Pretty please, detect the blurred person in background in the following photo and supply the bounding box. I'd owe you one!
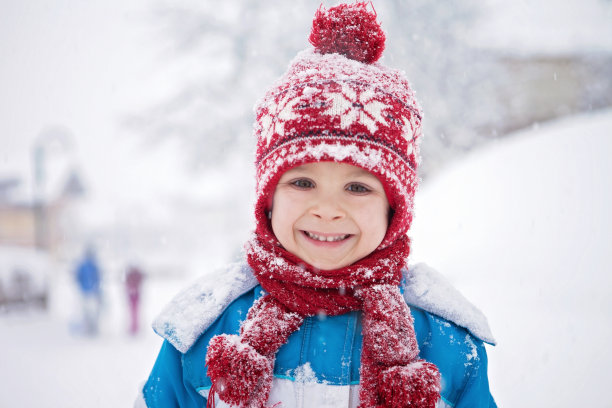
[125,265,144,335]
[74,246,102,336]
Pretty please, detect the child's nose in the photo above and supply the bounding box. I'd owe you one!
[309,194,345,221]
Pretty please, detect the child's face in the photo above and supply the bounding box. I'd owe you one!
[270,161,389,271]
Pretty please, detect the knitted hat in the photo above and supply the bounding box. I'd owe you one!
[253,2,423,249]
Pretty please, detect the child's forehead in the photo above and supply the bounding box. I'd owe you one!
[282,161,377,178]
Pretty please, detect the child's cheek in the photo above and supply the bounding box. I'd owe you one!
[266,197,272,212]
[267,187,278,212]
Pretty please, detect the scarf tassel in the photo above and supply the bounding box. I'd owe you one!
[205,334,273,408]
[377,361,441,408]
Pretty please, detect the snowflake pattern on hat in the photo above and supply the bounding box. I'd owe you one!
[259,91,303,147]
[322,83,389,133]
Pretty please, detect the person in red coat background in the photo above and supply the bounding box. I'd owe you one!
[125,265,144,335]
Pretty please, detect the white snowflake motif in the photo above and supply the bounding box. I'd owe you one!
[400,112,420,154]
[260,91,302,147]
[322,83,389,133]
[403,112,420,138]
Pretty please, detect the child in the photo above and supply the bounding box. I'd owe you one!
[138,3,496,408]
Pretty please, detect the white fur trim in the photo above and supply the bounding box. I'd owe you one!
[403,263,496,345]
[152,262,258,353]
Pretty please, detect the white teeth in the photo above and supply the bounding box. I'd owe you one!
[305,231,349,242]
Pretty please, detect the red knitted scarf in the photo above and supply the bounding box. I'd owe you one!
[205,234,440,407]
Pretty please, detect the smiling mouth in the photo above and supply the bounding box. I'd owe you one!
[303,231,351,242]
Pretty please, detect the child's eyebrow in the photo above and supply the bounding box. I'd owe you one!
[282,169,309,177]
[346,169,378,179]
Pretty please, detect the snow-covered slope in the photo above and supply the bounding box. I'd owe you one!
[410,108,612,407]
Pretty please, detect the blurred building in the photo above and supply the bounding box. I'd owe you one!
[0,169,85,253]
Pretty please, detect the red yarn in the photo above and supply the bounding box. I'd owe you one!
[249,233,410,316]
[205,233,440,407]
[241,296,304,356]
[309,2,386,64]
[378,362,441,408]
[359,285,420,366]
[205,298,302,408]
[205,335,273,408]
[356,287,440,407]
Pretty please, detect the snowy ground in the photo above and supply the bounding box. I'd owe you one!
[1,109,611,407]
[0,272,184,408]
[411,108,612,407]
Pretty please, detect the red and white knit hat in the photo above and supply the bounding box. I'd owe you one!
[253,2,423,248]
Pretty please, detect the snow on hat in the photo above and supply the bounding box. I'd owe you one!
[253,2,423,248]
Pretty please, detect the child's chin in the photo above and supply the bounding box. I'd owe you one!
[308,258,353,271]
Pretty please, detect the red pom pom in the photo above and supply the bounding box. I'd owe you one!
[205,335,273,408]
[378,361,441,408]
[309,2,385,64]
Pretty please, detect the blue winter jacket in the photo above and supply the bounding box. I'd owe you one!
[139,263,496,408]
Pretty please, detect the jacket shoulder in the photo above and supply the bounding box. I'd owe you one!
[402,263,496,345]
[152,262,258,353]
[411,307,496,407]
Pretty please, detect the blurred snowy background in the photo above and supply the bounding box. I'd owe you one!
[0,0,611,406]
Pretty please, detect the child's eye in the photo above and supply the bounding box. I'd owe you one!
[290,179,315,189]
[346,183,371,194]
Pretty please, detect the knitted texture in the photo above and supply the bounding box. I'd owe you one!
[205,297,303,408]
[248,233,410,316]
[357,286,440,407]
[253,1,423,249]
[309,2,386,64]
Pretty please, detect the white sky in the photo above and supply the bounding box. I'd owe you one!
[468,0,612,54]
[0,0,176,203]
